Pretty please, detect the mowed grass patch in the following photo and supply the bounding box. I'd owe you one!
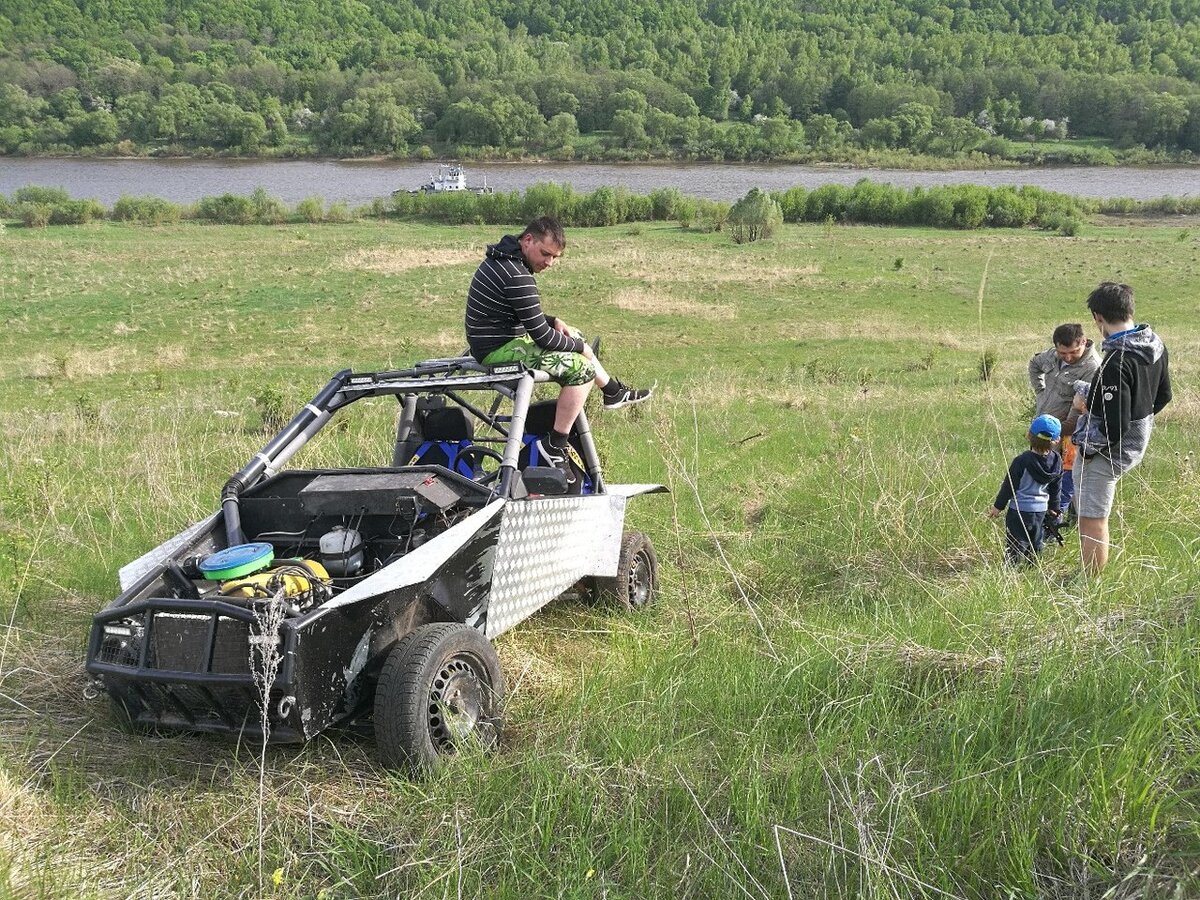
[0,219,1198,897]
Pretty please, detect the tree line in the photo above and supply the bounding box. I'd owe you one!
[2,0,1200,160]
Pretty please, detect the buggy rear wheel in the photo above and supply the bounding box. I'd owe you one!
[595,530,658,610]
[374,623,505,772]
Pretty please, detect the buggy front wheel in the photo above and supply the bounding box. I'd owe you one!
[374,623,505,772]
[595,530,658,610]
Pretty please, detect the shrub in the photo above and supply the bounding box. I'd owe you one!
[19,204,51,228]
[250,187,286,224]
[296,196,324,223]
[727,188,783,243]
[805,184,851,222]
[474,190,522,224]
[324,201,353,224]
[986,188,1036,228]
[47,199,105,225]
[577,186,619,227]
[906,188,956,228]
[521,182,576,222]
[692,198,730,233]
[979,349,998,382]
[845,180,904,224]
[195,193,256,224]
[675,196,699,228]
[111,195,183,225]
[648,187,685,220]
[775,186,808,222]
[14,186,70,205]
[949,186,990,229]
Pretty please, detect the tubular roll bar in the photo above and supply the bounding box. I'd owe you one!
[222,360,595,547]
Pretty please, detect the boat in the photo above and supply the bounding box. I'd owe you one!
[401,165,493,196]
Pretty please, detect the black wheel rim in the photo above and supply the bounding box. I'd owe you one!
[428,654,495,752]
[627,548,653,608]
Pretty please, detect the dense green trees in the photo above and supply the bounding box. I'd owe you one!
[1,0,1199,160]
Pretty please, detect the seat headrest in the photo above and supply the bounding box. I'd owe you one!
[422,406,474,441]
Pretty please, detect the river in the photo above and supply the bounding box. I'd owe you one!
[0,158,1196,205]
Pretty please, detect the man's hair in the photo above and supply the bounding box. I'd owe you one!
[1086,282,1135,324]
[520,216,566,249]
[1029,434,1056,453]
[1052,323,1085,346]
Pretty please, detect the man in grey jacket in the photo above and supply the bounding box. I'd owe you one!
[1028,323,1101,517]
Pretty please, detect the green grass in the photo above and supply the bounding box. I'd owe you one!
[1,218,1199,898]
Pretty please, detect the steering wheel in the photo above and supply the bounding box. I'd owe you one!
[456,445,505,485]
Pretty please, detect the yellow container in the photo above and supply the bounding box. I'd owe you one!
[221,561,330,599]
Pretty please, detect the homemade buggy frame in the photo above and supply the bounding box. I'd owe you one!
[85,357,664,770]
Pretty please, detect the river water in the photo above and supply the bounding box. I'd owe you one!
[0,158,1196,205]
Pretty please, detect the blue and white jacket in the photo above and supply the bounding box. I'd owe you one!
[994,450,1063,514]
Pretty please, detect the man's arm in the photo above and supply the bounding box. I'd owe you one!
[502,263,584,354]
[1153,347,1172,414]
[1028,350,1049,395]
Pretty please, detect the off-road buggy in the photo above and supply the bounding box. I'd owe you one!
[85,357,663,770]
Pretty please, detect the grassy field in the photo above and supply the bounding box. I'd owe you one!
[1,216,1198,899]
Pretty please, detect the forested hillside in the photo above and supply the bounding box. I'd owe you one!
[2,0,1200,160]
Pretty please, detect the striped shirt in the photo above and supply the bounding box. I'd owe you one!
[465,235,584,360]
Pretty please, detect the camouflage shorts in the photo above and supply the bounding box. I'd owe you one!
[481,332,596,387]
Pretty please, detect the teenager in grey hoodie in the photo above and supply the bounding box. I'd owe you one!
[1070,282,1172,573]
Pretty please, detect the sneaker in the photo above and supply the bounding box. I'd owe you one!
[601,380,653,410]
[534,437,576,484]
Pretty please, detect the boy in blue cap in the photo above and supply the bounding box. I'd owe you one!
[988,414,1064,565]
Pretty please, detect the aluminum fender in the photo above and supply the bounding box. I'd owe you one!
[323,500,506,609]
[486,493,627,639]
[118,512,221,592]
[606,483,669,498]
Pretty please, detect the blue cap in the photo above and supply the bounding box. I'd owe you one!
[1030,414,1061,441]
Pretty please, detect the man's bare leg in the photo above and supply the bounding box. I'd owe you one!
[554,383,591,434]
[1078,515,1110,573]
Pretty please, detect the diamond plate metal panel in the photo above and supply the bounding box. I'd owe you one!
[118,512,221,592]
[485,494,626,638]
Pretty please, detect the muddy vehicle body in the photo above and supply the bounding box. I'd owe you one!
[85,358,662,769]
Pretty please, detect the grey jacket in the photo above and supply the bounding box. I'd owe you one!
[1028,341,1101,420]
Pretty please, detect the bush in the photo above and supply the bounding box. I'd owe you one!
[195,193,256,224]
[576,186,619,227]
[19,204,51,228]
[845,180,904,224]
[324,201,353,223]
[805,184,851,222]
[14,186,70,205]
[775,186,808,222]
[521,182,576,222]
[295,196,324,223]
[949,186,990,228]
[250,187,286,224]
[986,188,1036,228]
[727,188,783,243]
[47,199,105,225]
[906,188,956,228]
[648,187,685,220]
[111,195,183,225]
